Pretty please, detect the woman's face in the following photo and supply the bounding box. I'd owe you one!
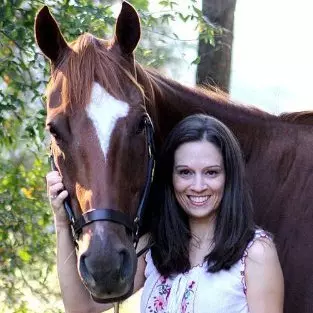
[172,140,226,221]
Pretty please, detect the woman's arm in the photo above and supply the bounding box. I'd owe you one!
[47,171,110,313]
[245,237,284,313]
[46,171,146,313]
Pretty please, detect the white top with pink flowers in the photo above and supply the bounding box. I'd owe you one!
[140,230,269,313]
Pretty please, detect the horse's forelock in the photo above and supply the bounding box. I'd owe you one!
[46,33,146,114]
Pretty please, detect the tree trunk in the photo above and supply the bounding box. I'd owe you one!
[196,0,237,92]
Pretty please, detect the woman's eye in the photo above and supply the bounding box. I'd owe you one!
[179,169,191,176]
[206,170,218,176]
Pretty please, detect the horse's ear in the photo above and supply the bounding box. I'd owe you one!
[34,6,69,64]
[114,1,141,55]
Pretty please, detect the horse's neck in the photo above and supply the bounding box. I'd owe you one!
[143,69,273,152]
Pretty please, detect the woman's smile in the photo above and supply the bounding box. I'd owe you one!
[188,195,210,206]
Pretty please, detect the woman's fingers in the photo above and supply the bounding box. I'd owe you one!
[46,171,62,186]
[46,171,69,223]
[50,189,68,203]
[46,171,65,200]
[50,189,69,216]
[49,182,65,197]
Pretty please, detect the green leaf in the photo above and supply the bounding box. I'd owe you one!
[191,56,201,65]
[18,249,31,263]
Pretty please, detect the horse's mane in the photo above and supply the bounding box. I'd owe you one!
[197,84,273,118]
[141,67,275,125]
[143,68,313,128]
[46,33,146,113]
[198,84,313,126]
[279,111,313,125]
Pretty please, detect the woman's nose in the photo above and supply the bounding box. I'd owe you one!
[191,174,207,192]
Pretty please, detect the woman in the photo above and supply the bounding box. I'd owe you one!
[47,114,284,312]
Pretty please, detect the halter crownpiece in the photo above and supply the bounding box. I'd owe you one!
[49,113,155,251]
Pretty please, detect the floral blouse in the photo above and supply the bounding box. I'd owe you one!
[140,230,270,313]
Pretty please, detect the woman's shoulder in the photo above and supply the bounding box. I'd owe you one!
[246,229,276,262]
[136,233,152,255]
[247,236,277,263]
[137,233,151,250]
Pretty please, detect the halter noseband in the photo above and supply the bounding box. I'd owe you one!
[49,113,155,249]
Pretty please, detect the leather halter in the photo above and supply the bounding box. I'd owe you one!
[49,113,155,249]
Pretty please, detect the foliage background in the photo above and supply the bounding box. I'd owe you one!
[0,0,214,312]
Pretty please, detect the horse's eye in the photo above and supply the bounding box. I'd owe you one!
[136,117,146,134]
[47,123,61,141]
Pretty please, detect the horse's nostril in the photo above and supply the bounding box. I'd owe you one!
[80,254,86,270]
[79,253,97,287]
[80,254,90,276]
[119,249,132,281]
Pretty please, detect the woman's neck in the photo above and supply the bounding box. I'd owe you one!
[189,215,216,247]
[188,216,216,267]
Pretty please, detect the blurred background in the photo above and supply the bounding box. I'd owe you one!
[1,0,312,311]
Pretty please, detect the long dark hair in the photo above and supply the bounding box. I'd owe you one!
[151,114,256,276]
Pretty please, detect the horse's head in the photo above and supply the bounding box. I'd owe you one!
[35,2,153,301]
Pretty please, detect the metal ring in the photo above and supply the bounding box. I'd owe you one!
[50,194,57,200]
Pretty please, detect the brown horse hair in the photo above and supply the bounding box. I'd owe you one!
[143,67,276,125]
[45,33,148,114]
[279,111,313,125]
[44,32,313,131]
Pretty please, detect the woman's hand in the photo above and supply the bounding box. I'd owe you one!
[46,171,69,227]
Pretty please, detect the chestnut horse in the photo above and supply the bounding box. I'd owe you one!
[35,2,312,312]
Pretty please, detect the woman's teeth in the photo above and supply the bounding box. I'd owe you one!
[189,196,209,204]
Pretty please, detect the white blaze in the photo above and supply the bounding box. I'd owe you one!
[86,82,129,158]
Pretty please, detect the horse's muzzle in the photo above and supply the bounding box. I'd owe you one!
[78,235,137,301]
